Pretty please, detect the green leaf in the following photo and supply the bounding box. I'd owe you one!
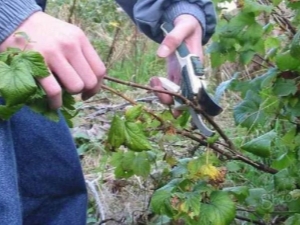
[124,122,151,151]
[265,37,280,49]
[132,151,151,177]
[272,152,297,170]
[199,191,236,225]
[241,130,276,158]
[285,214,300,225]
[151,179,183,217]
[290,190,300,199]
[14,51,49,78]
[240,50,255,65]
[179,191,201,218]
[0,104,23,120]
[107,115,126,149]
[0,60,37,106]
[244,0,273,14]
[273,78,298,96]
[245,188,267,207]
[276,51,300,71]
[274,169,296,191]
[223,186,250,202]
[272,0,282,7]
[215,73,239,102]
[233,90,265,129]
[125,104,143,121]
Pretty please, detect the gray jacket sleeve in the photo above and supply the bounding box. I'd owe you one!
[0,0,41,44]
[115,0,216,45]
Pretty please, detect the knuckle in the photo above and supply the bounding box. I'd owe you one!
[47,86,62,99]
[85,78,98,91]
[164,35,181,48]
[66,81,84,94]
[95,66,107,79]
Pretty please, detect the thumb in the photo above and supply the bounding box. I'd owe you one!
[157,21,195,58]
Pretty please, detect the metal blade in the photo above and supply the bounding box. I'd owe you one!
[188,107,214,137]
[197,84,223,117]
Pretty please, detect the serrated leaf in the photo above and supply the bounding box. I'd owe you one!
[273,78,298,96]
[125,104,143,121]
[0,60,37,106]
[107,115,126,149]
[241,131,276,158]
[124,122,151,151]
[14,51,49,78]
[199,191,236,225]
[285,214,300,225]
[223,186,249,202]
[233,90,265,129]
[274,169,296,191]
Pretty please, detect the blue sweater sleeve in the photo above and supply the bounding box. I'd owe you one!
[115,0,217,45]
[0,0,41,44]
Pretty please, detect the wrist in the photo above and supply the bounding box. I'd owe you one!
[0,0,41,46]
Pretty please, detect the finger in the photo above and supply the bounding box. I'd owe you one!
[67,50,98,93]
[157,21,196,58]
[150,77,174,105]
[47,54,84,94]
[167,53,181,84]
[81,37,107,81]
[38,74,62,109]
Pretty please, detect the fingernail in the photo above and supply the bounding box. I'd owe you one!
[157,45,171,57]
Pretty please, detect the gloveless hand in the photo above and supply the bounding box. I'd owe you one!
[150,14,204,109]
[0,11,106,109]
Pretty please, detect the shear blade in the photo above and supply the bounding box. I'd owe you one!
[197,87,223,117]
[189,108,214,137]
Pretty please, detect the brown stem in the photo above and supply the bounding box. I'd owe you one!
[101,84,164,124]
[68,0,77,23]
[106,26,121,68]
[177,130,278,174]
[103,77,278,174]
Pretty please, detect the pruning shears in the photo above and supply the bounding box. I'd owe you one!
[158,22,223,136]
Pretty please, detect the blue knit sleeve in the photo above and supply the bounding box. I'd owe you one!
[116,0,217,45]
[0,0,41,44]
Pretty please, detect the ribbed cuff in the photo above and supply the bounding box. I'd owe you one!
[163,1,206,44]
[0,0,42,44]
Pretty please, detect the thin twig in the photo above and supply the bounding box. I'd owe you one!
[85,180,106,224]
[68,0,77,23]
[103,78,278,174]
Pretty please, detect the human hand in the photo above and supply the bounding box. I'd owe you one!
[0,11,106,109]
[150,14,204,111]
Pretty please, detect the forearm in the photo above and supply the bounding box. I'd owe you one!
[115,0,216,45]
[0,0,41,45]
